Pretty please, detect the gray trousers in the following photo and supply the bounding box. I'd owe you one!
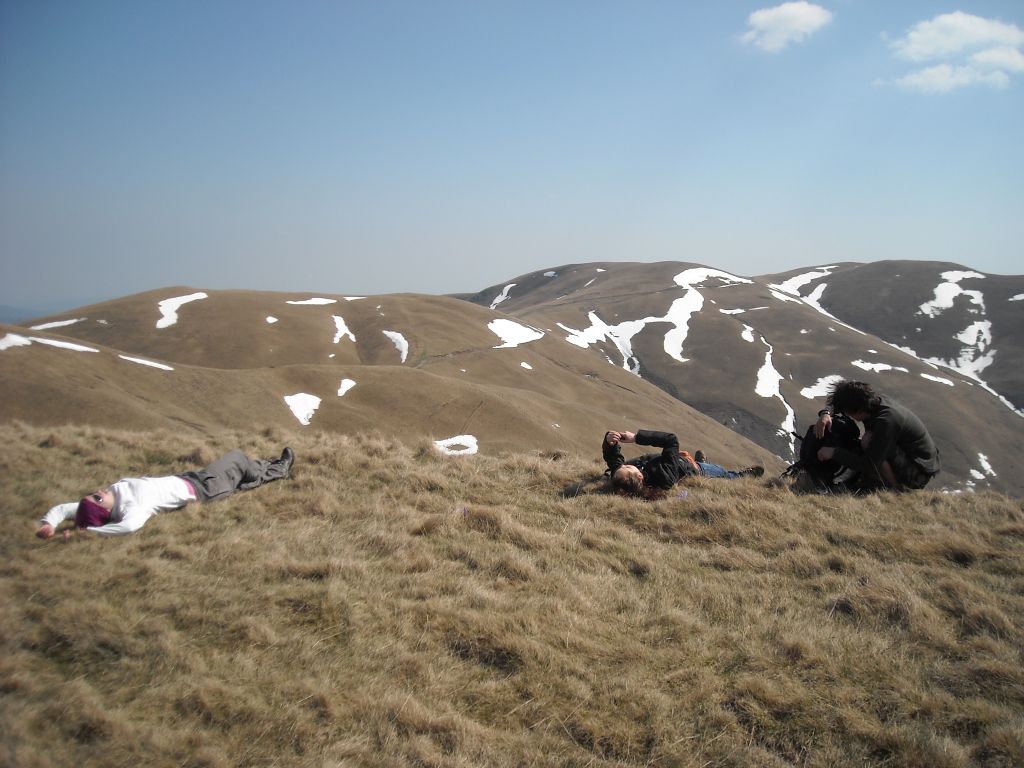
[178,449,290,502]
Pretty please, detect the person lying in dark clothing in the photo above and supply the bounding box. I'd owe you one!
[603,429,763,498]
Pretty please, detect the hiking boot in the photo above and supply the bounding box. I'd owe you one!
[694,450,706,464]
[740,466,764,477]
[280,447,295,475]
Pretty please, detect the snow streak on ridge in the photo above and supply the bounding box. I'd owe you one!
[156,292,208,329]
[558,268,751,375]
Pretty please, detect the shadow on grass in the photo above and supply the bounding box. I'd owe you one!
[559,472,608,499]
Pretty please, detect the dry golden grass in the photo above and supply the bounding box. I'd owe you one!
[1,421,1022,767]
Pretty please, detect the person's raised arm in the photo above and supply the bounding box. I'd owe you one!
[635,430,680,456]
[603,431,627,473]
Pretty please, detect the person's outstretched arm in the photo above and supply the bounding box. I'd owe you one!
[37,502,77,538]
[86,506,154,536]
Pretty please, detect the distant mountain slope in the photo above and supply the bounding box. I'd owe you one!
[762,261,1024,413]
[1,289,776,472]
[461,261,1023,496]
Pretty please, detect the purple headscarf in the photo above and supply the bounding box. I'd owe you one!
[75,498,111,528]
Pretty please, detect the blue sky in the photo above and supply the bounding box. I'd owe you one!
[1,1,1022,310]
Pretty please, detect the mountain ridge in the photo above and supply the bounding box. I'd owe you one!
[4,259,1021,495]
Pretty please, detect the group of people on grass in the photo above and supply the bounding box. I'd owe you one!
[35,380,938,539]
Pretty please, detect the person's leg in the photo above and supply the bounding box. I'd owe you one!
[181,448,292,501]
[889,446,931,489]
[236,448,292,490]
[697,462,741,479]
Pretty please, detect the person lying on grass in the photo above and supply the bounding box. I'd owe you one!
[36,447,295,538]
[603,429,763,498]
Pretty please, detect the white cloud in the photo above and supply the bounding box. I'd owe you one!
[886,12,1024,93]
[742,2,833,53]
[891,12,1024,61]
[971,46,1024,72]
[892,64,1010,93]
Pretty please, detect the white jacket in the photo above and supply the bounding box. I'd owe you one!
[41,475,196,536]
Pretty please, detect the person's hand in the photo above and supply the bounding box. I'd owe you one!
[619,431,636,444]
[605,431,621,446]
[814,413,832,439]
[61,528,92,541]
[817,446,836,461]
[36,523,54,539]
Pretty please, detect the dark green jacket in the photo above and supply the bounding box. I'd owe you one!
[834,396,940,478]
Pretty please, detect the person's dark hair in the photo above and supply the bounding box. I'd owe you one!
[608,467,669,500]
[610,467,644,495]
[828,380,880,415]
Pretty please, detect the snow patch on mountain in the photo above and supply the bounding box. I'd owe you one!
[770,289,802,304]
[852,360,909,373]
[919,271,985,318]
[559,313,648,374]
[661,291,705,363]
[921,373,955,386]
[754,337,796,453]
[893,338,1019,416]
[558,268,753,373]
[287,297,336,306]
[802,284,867,336]
[675,268,751,290]
[31,318,85,330]
[337,379,356,396]
[978,454,997,477]
[1,334,100,353]
[0,333,32,351]
[769,266,838,297]
[897,271,1019,414]
[766,269,867,336]
[383,330,409,362]
[119,355,173,371]
[434,435,479,456]
[489,319,544,348]
[490,284,516,310]
[156,292,208,328]
[332,316,356,344]
[800,375,843,399]
[284,393,321,425]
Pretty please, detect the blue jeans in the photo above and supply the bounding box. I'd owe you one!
[698,462,741,479]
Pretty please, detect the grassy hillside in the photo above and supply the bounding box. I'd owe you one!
[2,422,1022,767]
[1,286,782,474]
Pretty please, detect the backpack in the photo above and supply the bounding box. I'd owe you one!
[788,413,862,490]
